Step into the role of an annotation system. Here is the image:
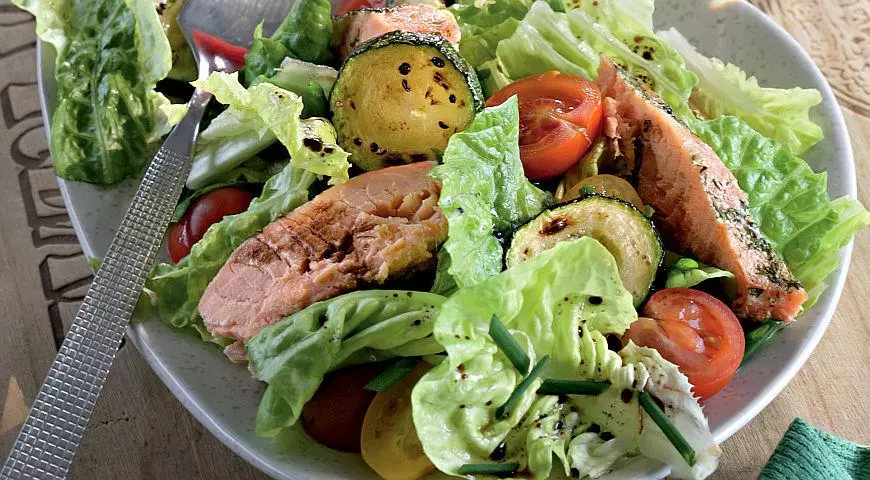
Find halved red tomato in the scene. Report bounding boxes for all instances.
[623,289,745,400]
[167,187,256,263]
[486,71,603,180]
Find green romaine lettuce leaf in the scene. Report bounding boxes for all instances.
[187,72,350,189]
[247,290,446,437]
[659,28,823,155]
[242,0,334,86]
[146,164,317,343]
[15,0,178,184]
[412,238,637,475]
[430,97,552,291]
[692,116,870,304]
[493,1,698,119]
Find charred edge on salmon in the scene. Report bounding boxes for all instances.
[613,64,675,120]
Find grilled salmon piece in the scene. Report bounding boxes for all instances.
[597,58,806,321]
[334,4,461,60]
[199,162,447,354]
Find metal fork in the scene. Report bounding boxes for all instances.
[1,1,291,478]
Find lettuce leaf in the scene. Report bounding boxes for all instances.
[493,1,697,119]
[576,339,720,479]
[692,116,870,304]
[251,57,338,118]
[430,97,552,291]
[412,238,637,475]
[146,164,317,343]
[15,0,178,184]
[450,0,531,96]
[247,290,446,437]
[187,72,350,189]
[659,28,823,155]
[242,0,334,86]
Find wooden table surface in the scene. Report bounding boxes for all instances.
[1,0,868,478]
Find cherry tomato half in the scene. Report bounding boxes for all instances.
[334,0,386,16]
[167,187,256,263]
[486,71,603,180]
[301,363,383,452]
[623,289,745,400]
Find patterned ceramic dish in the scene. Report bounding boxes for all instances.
[36,0,856,478]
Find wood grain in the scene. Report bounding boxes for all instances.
[0,1,867,479]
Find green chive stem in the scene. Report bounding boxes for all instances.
[638,391,696,466]
[495,356,550,420]
[489,315,530,374]
[364,357,417,393]
[457,463,520,475]
[537,379,610,396]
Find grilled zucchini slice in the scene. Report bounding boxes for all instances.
[330,31,483,171]
[507,195,663,306]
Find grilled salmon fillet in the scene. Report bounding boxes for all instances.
[334,4,461,60]
[199,162,447,352]
[597,58,806,321]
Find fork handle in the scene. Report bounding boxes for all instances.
[0,88,212,480]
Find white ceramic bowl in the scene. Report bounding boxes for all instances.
[37,0,856,478]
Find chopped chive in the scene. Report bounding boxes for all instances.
[364,357,417,393]
[495,356,550,420]
[638,391,696,466]
[537,379,610,396]
[489,315,530,374]
[457,462,520,476]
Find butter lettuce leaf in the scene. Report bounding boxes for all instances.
[242,0,334,85]
[659,28,823,155]
[146,164,317,342]
[430,97,552,291]
[187,72,350,189]
[14,0,178,184]
[247,290,446,437]
[692,116,870,304]
[412,238,637,475]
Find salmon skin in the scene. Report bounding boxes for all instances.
[198,162,447,359]
[597,58,806,321]
[333,4,461,60]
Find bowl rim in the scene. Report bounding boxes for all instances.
[35,1,856,478]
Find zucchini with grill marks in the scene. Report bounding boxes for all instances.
[507,195,663,306]
[330,31,483,171]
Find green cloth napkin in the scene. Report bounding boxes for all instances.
[760,418,870,479]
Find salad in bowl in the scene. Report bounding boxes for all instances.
[17,0,870,478]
